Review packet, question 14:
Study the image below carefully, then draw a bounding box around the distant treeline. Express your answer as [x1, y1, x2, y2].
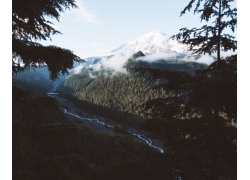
[12, 67, 54, 96]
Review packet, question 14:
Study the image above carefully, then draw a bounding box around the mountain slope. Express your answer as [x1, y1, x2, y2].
[111, 30, 191, 55]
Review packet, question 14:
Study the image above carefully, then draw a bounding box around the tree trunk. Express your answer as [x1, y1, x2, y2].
[217, 0, 222, 69]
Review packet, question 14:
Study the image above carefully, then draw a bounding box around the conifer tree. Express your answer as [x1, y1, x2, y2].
[171, 0, 237, 69]
[12, 0, 84, 80]
[134, 1, 237, 178]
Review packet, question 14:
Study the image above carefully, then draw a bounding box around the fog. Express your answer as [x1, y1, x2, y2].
[72, 50, 237, 76]
[136, 52, 180, 62]
[72, 52, 133, 76]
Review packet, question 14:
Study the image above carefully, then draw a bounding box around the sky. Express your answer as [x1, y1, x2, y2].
[40, 0, 237, 59]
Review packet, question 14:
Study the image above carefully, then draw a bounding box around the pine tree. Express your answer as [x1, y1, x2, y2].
[134, 1, 237, 179]
[171, 0, 237, 69]
[12, 0, 84, 80]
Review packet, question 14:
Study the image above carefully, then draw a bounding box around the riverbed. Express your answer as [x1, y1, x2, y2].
[48, 93, 165, 153]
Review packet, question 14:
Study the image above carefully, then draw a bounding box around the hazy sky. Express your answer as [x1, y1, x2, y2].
[40, 0, 237, 58]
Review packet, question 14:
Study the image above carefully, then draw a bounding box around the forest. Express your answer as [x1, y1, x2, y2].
[56, 55, 208, 126]
[12, 51, 237, 180]
[12, 0, 237, 179]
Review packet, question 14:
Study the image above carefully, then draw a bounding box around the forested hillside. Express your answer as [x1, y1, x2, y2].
[57, 57, 208, 126]
[12, 67, 54, 96]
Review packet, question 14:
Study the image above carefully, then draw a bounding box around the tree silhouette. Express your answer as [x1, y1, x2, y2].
[134, 1, 237, 179]
[171, 0, 237, 69]
[12, 0, 84, 80]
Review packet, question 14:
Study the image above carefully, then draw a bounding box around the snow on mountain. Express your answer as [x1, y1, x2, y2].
[80, 30, 194, 73]
[110, 30, 191, 56]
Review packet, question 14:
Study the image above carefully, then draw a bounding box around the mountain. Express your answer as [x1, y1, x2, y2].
[83, 30, 193, 66]
[111, 30, 191, 56]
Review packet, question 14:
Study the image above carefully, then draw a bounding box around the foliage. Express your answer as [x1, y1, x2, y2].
[171, 0, 237, 68]
[56, 59, 207, 126]
[12, 0, 84, 80]
[132, 1, 238, 178]
[139, 54, 237, 120]
[135, 53, 237, 179]
[12, 86, 177, 180]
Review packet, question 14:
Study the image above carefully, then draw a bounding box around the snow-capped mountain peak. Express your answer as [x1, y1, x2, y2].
[111, 30, 191, 55]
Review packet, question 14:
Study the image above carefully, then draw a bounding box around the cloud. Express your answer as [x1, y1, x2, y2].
[72, 50, 237, 77]
[70, 0, 100, 24]
[182, 50, 237, 65]
[182, 54, 215, 65]
[136, 52, 216, 65]
[219, 50, 237, 59]
[89, 52, 133, 74]
[136, 52, 178, 62]
[72, 52, 133, 77]
[73, 64, 84, 74]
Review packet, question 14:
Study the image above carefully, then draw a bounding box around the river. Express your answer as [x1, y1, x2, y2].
[47, 78, 165, 153]
[63, 108, 164, 153]
[46, 78, 188, 179]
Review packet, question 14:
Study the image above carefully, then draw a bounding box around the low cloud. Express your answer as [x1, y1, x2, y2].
[136, 52, 178, 62]
[72, 50, 237, 77]
[182, 50, 237, 65]
[219, 50, 237, 59]
[182, 54, 215, 65]
[73, 64, 84, 74]
[137, 51, 238, 66]
[89, 52, 133, 74]
[196, 55, 215, 65]
[72, 52, 133, 77]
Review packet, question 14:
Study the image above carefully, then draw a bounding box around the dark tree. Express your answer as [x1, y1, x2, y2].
[12, 0, 84, 80]
[171, 0, 237, 69]
[134, 1, 237, 179]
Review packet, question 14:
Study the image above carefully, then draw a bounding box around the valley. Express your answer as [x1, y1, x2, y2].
[13, 52, 209, 155]
[12, 51, 237, 180]
[48, 92, 165, 153]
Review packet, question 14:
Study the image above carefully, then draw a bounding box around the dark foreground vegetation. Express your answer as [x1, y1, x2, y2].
[12, 85, 179, 180]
